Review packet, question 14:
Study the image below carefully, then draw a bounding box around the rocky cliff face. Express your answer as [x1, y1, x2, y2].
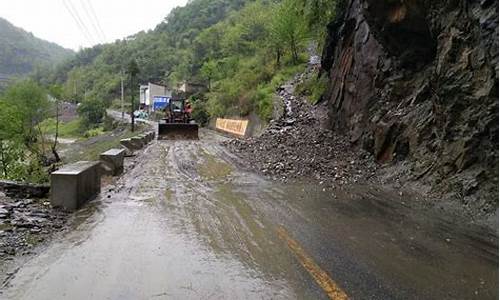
[322, 0, 498, 215]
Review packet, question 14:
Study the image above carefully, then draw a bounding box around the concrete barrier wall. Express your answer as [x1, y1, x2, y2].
[131, 136, 145, 147]
[50, 133, 157, 211]
[215, 118, 249, 136]
[120, 131, 156, 153]
[100, 149, 125, 176]
[120, 138, 140, 151]
[50, 161, 101, 211]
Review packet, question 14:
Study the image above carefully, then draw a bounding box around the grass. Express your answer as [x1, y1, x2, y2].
[270, 63, 307, 89]
[295, 71, 329, 104]
[61, 123, 146, 164]
[41, 117, 113, 141]
[40, 118, 83, 138]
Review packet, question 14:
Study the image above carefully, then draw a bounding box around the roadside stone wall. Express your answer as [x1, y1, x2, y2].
[0, 180, 50, 199]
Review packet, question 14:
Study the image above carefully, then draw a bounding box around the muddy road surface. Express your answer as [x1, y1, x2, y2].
[1, 130, 497, 299]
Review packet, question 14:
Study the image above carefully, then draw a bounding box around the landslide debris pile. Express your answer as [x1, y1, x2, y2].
[0, 191, 68, 257]
[225, 70, 377, 186]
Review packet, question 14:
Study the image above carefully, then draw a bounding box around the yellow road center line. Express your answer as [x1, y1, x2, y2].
[276, 226, 349, 300]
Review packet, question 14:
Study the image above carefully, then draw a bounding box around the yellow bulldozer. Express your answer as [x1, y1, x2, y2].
[157, 99, 199, 140]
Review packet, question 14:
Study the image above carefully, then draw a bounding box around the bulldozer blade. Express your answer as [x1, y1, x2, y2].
[157, 123, 199, 140]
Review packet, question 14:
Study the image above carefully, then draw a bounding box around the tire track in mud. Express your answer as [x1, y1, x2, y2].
[3, 136, 316, 299]
[148, 139, 324, 299]
[125, 132, 498, 300]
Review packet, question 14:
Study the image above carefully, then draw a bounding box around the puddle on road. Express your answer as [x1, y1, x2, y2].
[197, 149, 233, 180]
[164, 188, 173, 201]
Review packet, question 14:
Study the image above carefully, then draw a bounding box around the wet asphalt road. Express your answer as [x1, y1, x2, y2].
[1, 130, 498, 299]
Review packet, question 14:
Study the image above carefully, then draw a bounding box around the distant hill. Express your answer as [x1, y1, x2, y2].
[0, 17, 74, 77]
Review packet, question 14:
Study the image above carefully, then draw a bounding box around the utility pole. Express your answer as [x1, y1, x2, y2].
[73, 80, 77, 103]
[127, 60, 139, 132]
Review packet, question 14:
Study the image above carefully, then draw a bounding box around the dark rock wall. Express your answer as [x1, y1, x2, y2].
[322, 0, 498, 213]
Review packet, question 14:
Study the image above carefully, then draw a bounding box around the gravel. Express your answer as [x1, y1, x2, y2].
[224, 67, 379, 187]
[0, 192, 69, 259]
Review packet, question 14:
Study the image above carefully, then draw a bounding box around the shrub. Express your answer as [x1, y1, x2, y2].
[295, 72, 329, 104]
[252, 84, 274, 121]
[77, 97, 106, 129]
[83, 127, 104, 138]
[270, 63, 306, 89]
[102, 115, 116, 131]
[190, 97, 209, 126]
[207, 93, 226, 118]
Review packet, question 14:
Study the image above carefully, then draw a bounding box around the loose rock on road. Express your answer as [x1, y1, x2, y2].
[1, 130, 497, 299]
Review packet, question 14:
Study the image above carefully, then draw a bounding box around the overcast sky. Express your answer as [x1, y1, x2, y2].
[0, 0, 187, 51]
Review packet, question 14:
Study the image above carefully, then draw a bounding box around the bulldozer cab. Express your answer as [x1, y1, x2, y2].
[168, 99, 186, 123]
[171, 100, 183, 113]
[158, 98, 199, 140]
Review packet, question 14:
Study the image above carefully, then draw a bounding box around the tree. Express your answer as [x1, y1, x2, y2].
[0, 100, 22, 177]
[1, 80, 49, 152]
[297, 0, 339, 42]
[64, 68, 84, 102]
[47, 84, 64, 162]
[77, 96, 106, 128]
[270, 0, 309, 64]
[190, 95, 209, 125]
[0, 80, 50, 180]
[200, 60, 217, 91]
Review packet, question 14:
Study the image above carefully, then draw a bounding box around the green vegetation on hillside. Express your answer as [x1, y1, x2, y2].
[33, 0, 338, 122]
[0, 0, 340, 184]
[0, 17, 73, 77]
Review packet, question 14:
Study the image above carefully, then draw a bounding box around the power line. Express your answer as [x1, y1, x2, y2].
[79, 0, 105, 42]
[62, 0, 93, 45]
[84, 0, 107, 41]
[79, 0, 103, 42]
[66, 0, 96, 43]
[62, 0, 95, 45]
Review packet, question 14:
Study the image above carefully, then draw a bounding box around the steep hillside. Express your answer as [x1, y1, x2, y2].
[36, 0, 329, 122]
[0, 17, 73, 76]
[37, 0, 250, 105]
[321, 0, 498, 215]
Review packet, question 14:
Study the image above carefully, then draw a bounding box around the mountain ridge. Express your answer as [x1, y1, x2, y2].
[0, 17, 74, 77]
